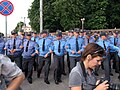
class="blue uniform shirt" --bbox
[5,38,22,57]
[22,40,37,59]
[117,37,120,57]
[84,36,95,46]
[65,36,84,57]
[52,39,66,56]
[109,36,118,52]
[31,36,39,43]
[97,38,120,54]
[37,37,52,57]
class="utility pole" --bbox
[40,0,43,33]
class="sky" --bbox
[0,0,34,35]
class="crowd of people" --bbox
[0,28,120,88]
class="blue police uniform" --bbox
[84,36,95,46]
[97,38,120,81]
[5,38,22,69]
[31,36,39,43]
[65,36,84,71]
[36,36,52,84]
[22,39,37,84]
[65,36,74,73]
[108,36,119,73]
[31,36,39,71]
[117,38,120,56]
[52,39,66,84]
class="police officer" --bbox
[84,31,95,46]
[52,32,66,84]
[0,54,25,90]
[109,31,119,73]
[65,28,84,71]
[5,31,23,69]
[36,30,52,84]
[31,31,39,42]
[31,32,39,71]
[97,32,120,81]
[65,30,74,73]
[116,32,120,80]
[17,29,24,39]
[22,33,37,84]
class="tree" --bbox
[28,0,40,32]
[28,0,120,32]
[14,21,24,32]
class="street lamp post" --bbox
[21,17,26,32]
[40,0,43,33]
[81,18,85,31]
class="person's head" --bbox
[26,33,31,40]
[41,30,48,38]
[18,29,24,35]
[11,31,17,38]
[81,43,105,69]
[32,31,37,37]
[56,32,62,40]
[100,32,108,40]
[68,30,74,37]
[113,31,118,37]
[74,28,80,37]
[86,31,92,39]
[79,30,84,37]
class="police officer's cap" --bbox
[69,30,74,33]
[56,30,62,33]
[74,28,80,33]
[86,31,92,36]
[11,30,17,35]
[26,33,31,36]
[41,30,48,34]
[80,29,85,33]
[100,32,108,37]
[33,31,37,34]
[56,32,62,37]
[19,29,24,32]
[113,31,119,34]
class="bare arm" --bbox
[7,73,25,90]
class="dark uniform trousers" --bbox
[69,56,81,71]
[22,58,34,78]
[109,52,119,72]
[67,52,70,73]
[8,55,22,69]
[37,56,51,80]
[33,55,38,71]
[102,56,110,81]
[54,55,63,81]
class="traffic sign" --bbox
[0,0,14,16]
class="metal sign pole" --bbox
[5,16,7,41]
[40,0,43,33]
[5,16,7,55]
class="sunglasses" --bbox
[91,49,106,58]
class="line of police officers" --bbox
[0,28,120,85]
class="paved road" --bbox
[21,56,120,90]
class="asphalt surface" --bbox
[21,56,120,90]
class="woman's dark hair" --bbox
[81,43,105,61]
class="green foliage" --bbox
[14,21,24,32]
[28,0,120,32]
[28,0,40,32]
